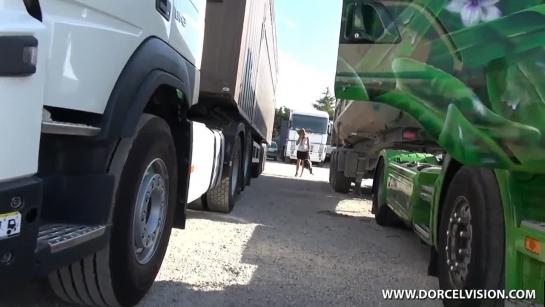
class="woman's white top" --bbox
[297,137,310,152]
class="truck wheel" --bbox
[49,115,178,306]
[333,170,350,193]
[329,154,336,184]
[251,163,260,178]
[251,161,260,178]
[373,159,399,226]
[331,155,350,193]
[242,136,252,188]
[205,136,242,213]
[438,166,504,306]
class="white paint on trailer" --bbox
[187,122,222,203]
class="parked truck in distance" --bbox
[267,141,278,160]
[0,0,276,305]
[280,110,330,164]
[332,0,545,304]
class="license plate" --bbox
[0,212,22,239]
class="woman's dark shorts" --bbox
[297,150,309,160]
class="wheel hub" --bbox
[445,196,472,288]
[132,158,169,265]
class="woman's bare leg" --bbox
[295,159,300,176]
[299,159,304,177]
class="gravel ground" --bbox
[0,161,440,306]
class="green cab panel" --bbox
[495,170,545,303]
[382,150,440,243]
[336,0,545,173]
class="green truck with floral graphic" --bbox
[331,0,545,304]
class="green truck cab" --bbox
[335,0,545,304]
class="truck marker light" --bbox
[402,130,417,140]
[524,236,541,255]
[23,46,38,66]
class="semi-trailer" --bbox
[0,0,277,305]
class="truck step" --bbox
[42,121,100,136]
[414,224,431,243]
[419,185,434,202]
[521,220,545,233]
[37,224,106,254]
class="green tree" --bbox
[272,106,291,140]
[313,88,335,118]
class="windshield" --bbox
[291,114,328,134]
[270,141,277,149]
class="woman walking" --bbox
[295,128,310,177]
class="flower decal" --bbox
[446,0,502,27]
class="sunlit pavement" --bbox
[141,161,439,306]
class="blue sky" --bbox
[275,0,343,111]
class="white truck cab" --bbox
[284,110,330,164]
[0,1,276,305]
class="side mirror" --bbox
[328,124,332,135]
[341,0,400,44]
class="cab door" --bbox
[336,0,402,100]
[168,0,206,69]
[335,0,459,102]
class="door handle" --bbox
[156,0,171,20]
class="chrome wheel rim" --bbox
[132,158,169,265]
[445,196,472,288]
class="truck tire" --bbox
[242,135,252,188]
[331,155,351,193]
[49,114,178,306]
[329,153,336,184]
[251,164,259,178]
[251,162,260,178]
[373,159,399,226]
[437,166,504,307]
[333,171,351,193]
[205,136,242,213]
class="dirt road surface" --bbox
[1,161,439,306]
